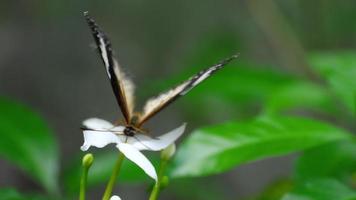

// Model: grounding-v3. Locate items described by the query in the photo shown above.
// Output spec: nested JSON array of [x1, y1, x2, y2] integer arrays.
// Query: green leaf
[[282, 179, 356, 200], [0, 98, 59, 194], [170, 115, 351, 178], [63, 151, 159, 194], [295, 140, 356, 182], [309, 51, 356, 115]]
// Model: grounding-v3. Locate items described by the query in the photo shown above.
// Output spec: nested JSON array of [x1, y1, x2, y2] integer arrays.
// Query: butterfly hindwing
[[137, 54, 239, 126], [85, 12, 135, 124]]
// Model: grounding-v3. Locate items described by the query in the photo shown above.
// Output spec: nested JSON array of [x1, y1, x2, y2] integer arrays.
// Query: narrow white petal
[[81, 130, 121, 151], [117, 143, 157, 181], [83, 118, 114, 129], [131, 123, 186, 151]]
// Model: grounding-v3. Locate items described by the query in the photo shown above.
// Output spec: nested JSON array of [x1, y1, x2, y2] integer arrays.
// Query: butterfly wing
[[85, 12, 135, 124], [137, 54, 239, 126]]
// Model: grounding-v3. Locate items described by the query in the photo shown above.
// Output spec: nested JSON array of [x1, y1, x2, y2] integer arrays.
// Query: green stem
[[79, 153, 94, 200], [102, 153, 125, 200], [149, 159, 168, 200], [79, 166, 89, 200]]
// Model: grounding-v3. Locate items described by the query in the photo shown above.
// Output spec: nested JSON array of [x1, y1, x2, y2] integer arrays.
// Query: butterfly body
[[84, 12, 238, 134], [123, 126, 137, 137]]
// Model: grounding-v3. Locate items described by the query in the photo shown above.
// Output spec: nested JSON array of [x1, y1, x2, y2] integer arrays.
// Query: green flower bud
[[82, 153, 94, 168], [160, 176, 169, 189], [161, 143, 176, 160]]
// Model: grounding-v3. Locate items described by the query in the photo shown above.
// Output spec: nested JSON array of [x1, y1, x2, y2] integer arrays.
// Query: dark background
[[0, 0, 355, 199]]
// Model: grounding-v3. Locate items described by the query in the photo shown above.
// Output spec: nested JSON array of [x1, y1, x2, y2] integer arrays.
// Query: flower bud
[[110, 195, 122, 200], [161, 143, 176, 160], [82, 153, 94, 168], [160, 175, 169, 189]]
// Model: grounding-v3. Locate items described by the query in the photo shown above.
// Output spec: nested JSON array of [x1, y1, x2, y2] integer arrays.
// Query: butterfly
[[83, 12, 239, 138]]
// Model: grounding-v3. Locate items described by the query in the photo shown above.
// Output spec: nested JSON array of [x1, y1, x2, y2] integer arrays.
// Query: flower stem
[[102, 153, 125, 200], [149, 159, 168, 200], [79, 154, 94, 200], [79, 167, 88, 200]]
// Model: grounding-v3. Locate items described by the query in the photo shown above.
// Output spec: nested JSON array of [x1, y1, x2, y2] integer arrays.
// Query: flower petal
[[130, 123, 186, 151], [116, 143, 158, 181], [81, 130, 122, 151], [83, 118, 114, 129]]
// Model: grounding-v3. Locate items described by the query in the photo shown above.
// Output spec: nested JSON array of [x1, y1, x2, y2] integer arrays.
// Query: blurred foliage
[[167, 178, 229, 200], [309, 51, 356, 116], [281, 178, 356, 200], [295, 140, 356, 183], [249, 179, 294, 200], [0, 98, 59, 194], [0, 188, 46, 200]]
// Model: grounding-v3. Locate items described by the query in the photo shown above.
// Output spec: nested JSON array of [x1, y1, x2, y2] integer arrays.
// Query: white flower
[[80, 118, 186, 181], [110, 195, 122, 200]]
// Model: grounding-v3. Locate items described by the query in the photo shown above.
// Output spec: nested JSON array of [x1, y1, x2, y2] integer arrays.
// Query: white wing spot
[[99, 37, 111, 78], [193, 70, 211, 86]]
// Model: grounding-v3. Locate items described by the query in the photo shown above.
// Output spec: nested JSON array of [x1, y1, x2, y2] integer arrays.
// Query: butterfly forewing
[[137, 54, 239, 126], [85, 12, 135, 124]]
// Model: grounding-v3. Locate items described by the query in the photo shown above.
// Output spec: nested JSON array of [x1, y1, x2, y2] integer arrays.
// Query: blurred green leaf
[[170, 115, 351, 178], [0, 188, 24, 200], [0, 188, 46, 200], [309, 51, 356, 116], [0, 98, 59, 194], [63, 151, 159, 194], [264, 81, 336, 114], [281, 179, 356, 200], [295, 140, 356, 182]]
